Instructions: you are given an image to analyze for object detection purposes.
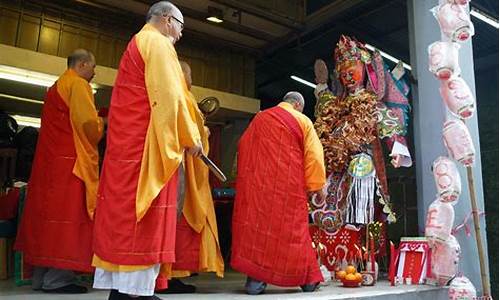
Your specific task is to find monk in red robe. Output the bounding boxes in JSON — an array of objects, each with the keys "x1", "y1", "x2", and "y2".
[
  {"x1": 15, "y1": 49, "x2": 103, "y2": 294},
  {"x1": 231, "y1": 91, "x2": 327, "y2": 295},
  {"x1": 91, "y1": 2, "x2": 202, "y2": 299}
]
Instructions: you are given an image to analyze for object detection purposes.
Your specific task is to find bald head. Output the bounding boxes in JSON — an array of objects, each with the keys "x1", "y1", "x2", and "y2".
[
  {"x1": 67, "y1": 49, "x2": 94, "y2": 68},
  {"x1": 283, "y1": 91, "x2": 305, "y2": 112},
  {"x1": 67, "y1": 49, "x2": 96, "y2": 82},
  {"x1": 180, "y1": 61, "x2": 192, "y2": 90}
]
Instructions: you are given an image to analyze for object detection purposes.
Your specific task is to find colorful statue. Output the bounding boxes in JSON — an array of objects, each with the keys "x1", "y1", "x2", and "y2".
[{"x1": 311, "y1": 35, "x2": 412, "y2": 270}]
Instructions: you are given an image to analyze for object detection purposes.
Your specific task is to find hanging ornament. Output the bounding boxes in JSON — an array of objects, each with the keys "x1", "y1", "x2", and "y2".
[
  {"x1": 433, "y1": 3, "x2": 475, "y2": 42},
  {"x1": 448, "y1": 276, "x2": 477, "y2": 300},
  {"x1": 432, "y1": 156, "x2": 461, "y2": 204},
  {"x1": 428, "y1": 41, "x2": 461, "y2": 80},
  {"x1": 442, "y1": 0, "x2": 470, "y2": 6},
  {"x1": 425, "y1": 199, "x2": 455, "y2": 243},
  {"x1": 443, "y1": 119, "x2": 475, "y2": 166},
  {"x1": 430, "y1": 235, "x2": 461, "y2": 286},
  {"x1": 439, "y1": 76, "x2": 475, "y2": 119}
]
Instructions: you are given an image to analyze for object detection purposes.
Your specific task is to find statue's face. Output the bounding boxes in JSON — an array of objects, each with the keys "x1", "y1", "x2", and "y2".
[{"x1": 339, "y1": 60, "x2": 364, "y2": 91}]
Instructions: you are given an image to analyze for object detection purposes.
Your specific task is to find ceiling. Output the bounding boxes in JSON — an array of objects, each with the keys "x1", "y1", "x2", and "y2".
[{"x1": 1, "y1": 0, "x2": 498, "y2": 120}]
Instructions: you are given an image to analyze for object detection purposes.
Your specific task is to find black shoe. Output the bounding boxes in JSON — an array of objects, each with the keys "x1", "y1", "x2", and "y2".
[
  {"x1": 41, "y1": 284, "x2": 88, "y2": 294},
  {"x1": 156, "y1": 278, "x2": 196, "y2": 294},
  {"x1": 300, "y1": 282, "x2": 320, "y2": 292},
  {"x1": 109, "y1": 289, "x2": 164, "y2": 300},
  {"x1": 245, "y1": 277, "x2": 267, "y2": 295}
]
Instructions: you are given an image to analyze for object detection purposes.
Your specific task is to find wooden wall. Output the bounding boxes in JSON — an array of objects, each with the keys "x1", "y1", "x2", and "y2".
[{"x1": 0, "y1": 0, "x2": 256, "y2": 97}]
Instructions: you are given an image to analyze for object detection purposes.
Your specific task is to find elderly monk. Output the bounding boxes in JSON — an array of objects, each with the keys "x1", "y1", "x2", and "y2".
[
  {"x1": 91, "y1": 2, "x2": 202, "y2": 299},
  {"x1": 15, "y1": 49, "x2": 103, "y2": 294},
  {"x1": 231, "y1": 91, "x2": 327, "y2": 295}
]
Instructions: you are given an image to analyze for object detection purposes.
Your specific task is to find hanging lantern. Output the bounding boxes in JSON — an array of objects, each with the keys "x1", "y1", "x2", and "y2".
[
  {"x1": 433, "y1": 3, "x2": 475, "y2": 42},
  {"x1": 425, "y1": 199, "x2": 455, "y2": 243},
  {"x1": 432, "y1": 156, "x2": 461, "y2": 204},
  {"x1": 443, "y1": 119, "x2": 475, "y2": 166},
  {"x1": 439, "y1": 77, "x2": 475, "y2": 119},
  {"x1": 443, "y1": 0, "x2": 470, "y2": 5},
  {"x1": 430, "y1": 235, "x2": 461, "y2": 286},
  {"x1": 428, "y1": 41, "x2": 460, "y2": 80},
  {"x1": 448, "y1": 276, "x2": 477, "y2": 300}
]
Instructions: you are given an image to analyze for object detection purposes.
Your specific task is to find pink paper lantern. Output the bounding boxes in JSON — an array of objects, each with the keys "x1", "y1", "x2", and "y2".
[
  {"x1": 430, "y1": 235, "x2": 460, "y2": 286},
  {"x1": 442, "y1": 0, "x2": 470, "y2": 5},
  {"x1": 434, "y1": 3, "x2": 475, "y2": 42},
  {"x1": 433, "y1": 156, "x2": 461, "y2": 204},
  {"x1": 428, "y1": 41, "x2": 460, "y2": 80},
  {"x1": 425, "y1": 199, "x2": 455, "y2": 243},
  {"x1": 448, "y1": 276, "x2": 477, "y2": 300},
  {"x1": 443, "y1": 119, "x2": 475, "y2": 166},
  {"x1": 440, "y1": 77, "x2": 475, "y2": 119}
]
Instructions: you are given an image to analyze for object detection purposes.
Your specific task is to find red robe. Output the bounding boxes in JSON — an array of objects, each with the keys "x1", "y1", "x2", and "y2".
[
  {"x1": 231, "y1": 106, "x2": 323, "y2": 287},
  {"x1": 15, "y1": 85, "x2": 93, "y2": 272},
  {"x1": 92, "y1": 36, "x2": 179, "y2": 266}
]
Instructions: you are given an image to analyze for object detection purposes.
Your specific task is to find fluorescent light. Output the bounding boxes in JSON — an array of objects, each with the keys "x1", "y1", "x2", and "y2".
[
  {"x1": 291, "y1": 75, "x2": 317, "y2": 88},
  {"x1": 206, "y1": 16, "x2": 223, "y2": 23},
  {"x1": 0, "y1": 93, "x2": 43, "y2": 104},
  {"x1": 0, "y1": 65, "x2": 99, "y2": 93},
  {"x1": 471, "y1": 8, "x2": 499, "y2": 29},
  {"x1": 12, "y1": 115, "x2": 41, "y2": 128},
  {"x1": 364, "y1": 44, "x2": 412, "y2": 70}
]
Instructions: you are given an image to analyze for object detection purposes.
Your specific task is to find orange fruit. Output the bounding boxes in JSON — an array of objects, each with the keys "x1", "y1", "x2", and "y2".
[
  {"x1": 345, "y1": 273, "x2": 357, "y2": 281},
  {"x1": 355, "y1": 273, "x2": 362, "y2": 281},
  {"x1": 336, "y1": 270, "x2": 346, "y2": 280},
  {"x1": 345, "y1": 265, "x2": 356, "y2": 274}
]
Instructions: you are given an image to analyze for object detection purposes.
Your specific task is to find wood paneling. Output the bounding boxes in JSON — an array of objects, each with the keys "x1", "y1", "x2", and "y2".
[{"x1": 0, "y1": 1, "x2": 256, "y2": 97}]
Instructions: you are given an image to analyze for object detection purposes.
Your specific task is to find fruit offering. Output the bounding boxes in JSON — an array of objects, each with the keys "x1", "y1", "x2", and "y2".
[{"x1": 336, "y1": 265, "x2": 362, "y2": 287}]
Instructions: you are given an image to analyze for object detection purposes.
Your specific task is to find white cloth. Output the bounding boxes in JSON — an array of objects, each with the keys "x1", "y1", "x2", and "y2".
[
  {"x1": 390, "y1": 141, "x2": 412, "y2": 167},
  {"x1": 93, "y1": 264, "x2": 160, "y2": 296}
]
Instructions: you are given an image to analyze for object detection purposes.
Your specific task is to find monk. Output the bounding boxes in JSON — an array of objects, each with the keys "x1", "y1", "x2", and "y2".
[
  {"x1": 91, "y1": 2, "x2": 202, "y2": 299},
  {"x1": 231, "y1": 91, "x2": 327, "y2": 295},
  {"x1": 15, "y1": 49, "x2": 103, "y2": 294},
  {"x1": 155, "y1": 61, "x2": 224, "y2": 294}
]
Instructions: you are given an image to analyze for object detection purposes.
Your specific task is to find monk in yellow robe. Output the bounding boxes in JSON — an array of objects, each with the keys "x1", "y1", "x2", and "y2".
[
  {"x1": 91, "y1": 2, "x2": 203, "y2": 299},
  {"x1": 155, "y1": 61, "x2": 224, "y2": 293},
  {"x1": 15, "y1": 49, "x2": 103, "y2": 294},
  {"x1": 231, "y1": 91, "x2": 327, "y2": 295}
]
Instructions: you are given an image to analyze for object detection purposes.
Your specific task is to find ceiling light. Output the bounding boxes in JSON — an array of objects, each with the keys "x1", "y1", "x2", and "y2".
[
  {"x1": 207, "y1": 6, "x2": 224, "y2": 23},
  {"x1": 12, "y1": 114, "x2": 41, "y2": 128},
  {"x1": 291, "y1": 75, "x2": 317, "y2": 88},
  {"x1": 470, "y1": 8, "x2": 499, "y2": 29},
  {"x1": 364, "y1": 44, "x2": 412, "y2": 70},
  {"x1": 0, "y1": 65, "x2": 99, "y2": 93}
]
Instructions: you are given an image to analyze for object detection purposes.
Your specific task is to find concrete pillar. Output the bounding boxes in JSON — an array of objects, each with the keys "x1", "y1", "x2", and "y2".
[{"x1": 407, "y1": 0, "x2": 490, "y2": 294}]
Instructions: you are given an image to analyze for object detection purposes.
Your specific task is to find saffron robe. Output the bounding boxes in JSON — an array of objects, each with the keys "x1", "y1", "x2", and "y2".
[
  {"x1": 15, "y1": 69, "x2": 103, "y2": 272},
  {"x1": 231, "y1": 102, "x2": 326, "y2": 286},
  {"x1": 92, "y1": 24, "x2": 200, "y2": 270}
]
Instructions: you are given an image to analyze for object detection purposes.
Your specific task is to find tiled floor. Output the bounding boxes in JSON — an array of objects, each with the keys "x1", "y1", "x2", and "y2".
[{"x1": 0, "y1": 271, "x2": 448, "y2": 299}]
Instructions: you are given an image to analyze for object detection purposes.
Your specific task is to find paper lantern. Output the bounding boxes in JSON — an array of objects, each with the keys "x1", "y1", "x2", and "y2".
[
  {"x1": 428, "y1": 41, "x2": 460, "y2": 80},
  {"x1": 433, "y1": 3, "x2": 475, "y2": 42},
  {"x1": 443, "y1": 119, "x2": 475, "y2": 166},
  {"x1": 425, "y1": 199, "x2": 455, "y2": 243},
  {"x1": 430, "y1": 235, "x2": 461, "y2": 286},
  {"x1": 443, "y1": 0, "x2": 470, "y2": 5},
  {"x1": 432, "y1": 156, "x2": 461, "y2": 204},
  {"x1": 440, "y1": 77, "x2": 475, "y2": 119},
  {"x1": 448, "y1": 276, "x2": 477, "y2": 299}
]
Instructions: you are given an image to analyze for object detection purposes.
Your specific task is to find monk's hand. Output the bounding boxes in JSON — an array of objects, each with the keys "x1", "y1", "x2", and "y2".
[
  {"x1": 204, "y1": 126, "x2": 211, "y2": 137},
  {"x1": 187, "y1": 142, "x2": 203, "y2": 157},
  {"x1": 311, "y1": 185, "x2": 327, "y2": 203}
]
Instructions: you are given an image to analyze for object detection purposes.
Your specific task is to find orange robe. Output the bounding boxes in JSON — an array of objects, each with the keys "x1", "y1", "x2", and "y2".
[
  {"x1": 15, "y1": 69, "x2": 103, "y2": 272},
  {"x1": 166, "y1": 90, "x2": 224, "y2": 280},
  {"x1": 231, "y1": 102, "x2": 326, "y2": 286},
  {"x1": 92, "y1": 24, "x2": 200, "y2": 273}
]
